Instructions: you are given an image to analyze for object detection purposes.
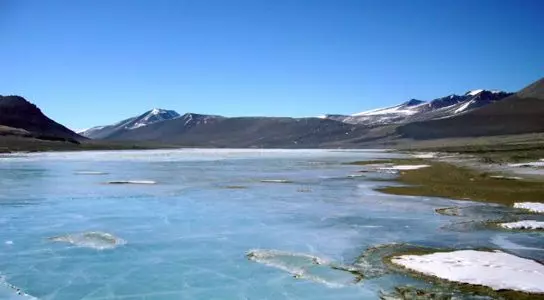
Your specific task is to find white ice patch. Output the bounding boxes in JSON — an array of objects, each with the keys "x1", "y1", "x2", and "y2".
[
  {"x1": 513, "y1": 202, "x2": 544, "y2": 213},
  {"x1": 499, "y1": 220, "x2": 544, "y2": 230},
  {"x1": 260, "y1": 179, "x2": 292, "y2": 183},
  {"x1": 49, "y1": 231, "x2": 126, "y2": 250},
  {"x1": 410, "y1": 152, "x2": 437, "y2": 159},
  {"x1": 391, "y1": 250, "x2": 544, "y2": 293},
  {"x1": 347, "y1": 174, "x2": 365, "y2": 178},
  {"x1": 379, "y1": 165, "x2": 430, "y2": 171},
  {"x1": 107, "y1": 180, "x2": 157, "y2": 185}
]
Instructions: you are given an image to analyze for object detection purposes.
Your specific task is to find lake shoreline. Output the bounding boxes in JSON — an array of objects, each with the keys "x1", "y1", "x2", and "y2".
[{"x1": 348, "y1": 151, "x2": 544, "y2": 206}]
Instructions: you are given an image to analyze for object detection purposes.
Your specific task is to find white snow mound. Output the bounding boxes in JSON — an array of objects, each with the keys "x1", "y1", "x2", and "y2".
[
  {"x1": 513, "y1": 202, "x2": 544, "y2": 213},
  {"x1": 391, "y1": 250, "x2": 544, "y2": 293},
  {"x1": 411, "y1": 153, "x2": 437, "y2": 159},
  {"x1": 499, "y1": 220, "x2": 544, "y2": 230}
]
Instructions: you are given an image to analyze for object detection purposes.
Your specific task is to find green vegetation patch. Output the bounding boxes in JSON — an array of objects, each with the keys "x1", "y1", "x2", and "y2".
[
  {"x1": 375, "y1": 159, "x2": 544, "y2": 206},
  {"x1": 423, "y1": 142, "x2": 544, "y2": 164},
  {"x1": 379, "y1": 285, "x2": 480, "y2": 300}
]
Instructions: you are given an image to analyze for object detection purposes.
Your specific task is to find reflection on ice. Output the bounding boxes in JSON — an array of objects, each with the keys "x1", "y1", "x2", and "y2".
[{"x1": 49, "y1": 231, "x2": 126, "y2": 250}]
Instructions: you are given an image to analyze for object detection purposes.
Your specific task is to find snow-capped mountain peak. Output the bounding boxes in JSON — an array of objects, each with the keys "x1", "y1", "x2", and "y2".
[
  {"x1": 403, "y1": 99, "x2": 426, "y2": 106},
  {"x1": 128, "y1": 109, "x2": 180, "y2": 130},
  {"x1": 467, "y1": 89, "x2": 484, "y2": 96},
  {"x1": 79, "y1": 108, "x2": 181, "y2": 138}
]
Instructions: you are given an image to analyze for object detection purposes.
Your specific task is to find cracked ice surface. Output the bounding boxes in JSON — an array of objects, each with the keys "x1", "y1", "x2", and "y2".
[{"x1": 0, "y1": 149, "x2": 542, "y2": 299}]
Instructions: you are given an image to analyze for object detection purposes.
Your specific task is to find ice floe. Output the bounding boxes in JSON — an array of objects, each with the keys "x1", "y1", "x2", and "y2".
[
  {"x1": 247, "y1": 249, "x2": 327, "y2": 273},
  {"x1": 49, "y1": 231, "x2": 126, "y2": 250},
  {"x1": 379, "y1": 165, "x2": 430, "y2": 171},
  {"x1": 513, "y1": 202, "x2": 544, "y2": 213},
  {"x1": 246, "y1": 249, "x2": 361, "y2": 287},
  {"x1": 391, "y1": 250, "x2": 544, "y2": 293},
  {"x1": 107, "y1": 180, "x2": 157, "y2": 185},
  {"x1": 499, "y1": 220, "x2": 544, "y2": 230}
]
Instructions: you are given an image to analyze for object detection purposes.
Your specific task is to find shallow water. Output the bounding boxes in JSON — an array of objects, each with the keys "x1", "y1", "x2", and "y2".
[{"x1": 0, "y1": 149, "x2": 542, "y2": 299}]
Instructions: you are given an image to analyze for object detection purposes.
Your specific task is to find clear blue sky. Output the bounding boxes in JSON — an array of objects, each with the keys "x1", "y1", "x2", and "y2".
[{"x1": 1, "y1": 0, "x2": 543, "y2": 129}]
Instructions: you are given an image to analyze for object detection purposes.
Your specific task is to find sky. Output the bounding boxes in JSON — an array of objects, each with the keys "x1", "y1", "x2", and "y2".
[{"x1": 1, "y1": 0, "x2": 543, "y2": 130}]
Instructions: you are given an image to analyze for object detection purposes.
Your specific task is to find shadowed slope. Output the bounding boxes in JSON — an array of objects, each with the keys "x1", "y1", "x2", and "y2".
[{"x1": 0, "y1": 95, "x2": 83, "y2": 142}]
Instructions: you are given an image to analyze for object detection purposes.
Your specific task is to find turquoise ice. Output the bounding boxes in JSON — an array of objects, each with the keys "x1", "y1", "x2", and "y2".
[{"x1": 0, "y1": 149, "x2": 542, "y2": 299}]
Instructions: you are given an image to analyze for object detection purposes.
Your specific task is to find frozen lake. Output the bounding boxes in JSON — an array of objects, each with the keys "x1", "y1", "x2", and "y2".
[{"x1": 0, "y1": 149, "x2": 542, "y2": 299}]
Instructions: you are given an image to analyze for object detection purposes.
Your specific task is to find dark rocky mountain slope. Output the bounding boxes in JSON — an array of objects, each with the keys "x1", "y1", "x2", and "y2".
[
  {"x1": 0, "y1": 95, "x2": 83, "y2": 143},
  {"x1": 104, "y1": 115, "x2": 370, "y2": 148}
]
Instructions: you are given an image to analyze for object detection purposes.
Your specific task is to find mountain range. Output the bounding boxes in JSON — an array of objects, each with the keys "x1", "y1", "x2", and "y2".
[
  {"x1": 1, "y1": 77, "x2": 543, "y2": 150},
  {"x1": 78, "y1": 88, "x2": 515, "y2": 146}
]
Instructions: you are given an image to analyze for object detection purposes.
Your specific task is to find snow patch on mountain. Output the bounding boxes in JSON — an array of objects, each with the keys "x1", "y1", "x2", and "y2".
[
  {"x1": 324, "y1": 89, "x2": 512, "y2": 126},
  {"x1": 454, "y1": 100, "x2": 474, "y2": 113},
  {"x1": 127, "y1": 108, "x2": 180, "y2": 130},
  {"x1": 353, "y1": 100, "x2": 424, "y2": 117}
]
